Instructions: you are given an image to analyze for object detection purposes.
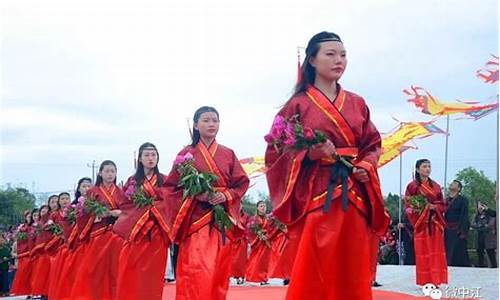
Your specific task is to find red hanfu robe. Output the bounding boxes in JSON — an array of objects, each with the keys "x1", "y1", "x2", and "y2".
[
  {"x1": 10, "y1": 224, "x2": 33, "y2": 295},
  {"x1": 265, "y1": 84, "x2": 390, "y2": 300},
  {"x1": 244, "y1": 214, "x2": 276, "y2": 283},
  {"x1": 70, "y1": 184, "x2": 125, "y2": 300},
  {"x1": 230, "y1": 212, "x2": 249, "y2": 278},
  {"x1": 269, "y1": 219, "x2": 304, "y2": 280},
  {"x1": 55, "y1": 207, "x2": 86, "y2": 300},
  {"x1": 405, "y1": 179, "x2": 448, "y2": 286},
  {"x1": 30, "y1": 215, "x2": 52, "y2": 295},
  {"x1": 46, "y1": 210, "x2": 66, "y2": 299},
  {"x1": 114, "y1": 173, "x2": 172, "y2": 300},
  {"x1": 165, "y1": 141, "x2": 249, "y2": 300}
]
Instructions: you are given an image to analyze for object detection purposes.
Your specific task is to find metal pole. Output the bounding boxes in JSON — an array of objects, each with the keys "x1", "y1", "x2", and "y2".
[
  {"x1": 398, "y1": 148, "x2": 403, "y2": 265},
  {"x1": 92, "y1": 160, "x2": 96, "y2": 183},
  {"x1": 444, "y1": 115, "x2": 450, "y2": 193}
]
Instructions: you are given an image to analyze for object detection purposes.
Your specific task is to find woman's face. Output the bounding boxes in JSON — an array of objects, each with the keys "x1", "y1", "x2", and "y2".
[
  {"x1": 40, "y1": 207, "x2": 49, "y2": 216},
  {"x1": 79, "y1": 180, "x2": 93, "y2": 197},
  {"x1": 309, "y1": 41, "x2": 347, "y2": 83},
  {"x1": 417, "y1": 162, "x2": 432, "y2": 177},
  {"x1": 32, "y1": 212, "x2": 40, "y2": 223},
  {"x1": 195, "y1": 112, "x2": 220, "y2": 141},
  {"x1": 257, "y1": 203, "x2": 267, "y2": 215},
  {"x1": 48, "y1": 197, "x2": 59, "y2": 211},
  {"x1": 140, "y1": 149, "x2": 158, "y2": 170},
  {"x1": 25, "y1": 213, "x2": 32, "y2": 224},
  {"x1": 99, "y1": 165, "x2": 117, "y2": 184},
  {"x1": 59, "y1": 194, "x2": 71, "y2": 209}
]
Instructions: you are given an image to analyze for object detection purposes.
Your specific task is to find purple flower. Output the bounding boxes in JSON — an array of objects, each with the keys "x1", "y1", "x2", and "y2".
[
  {"x1": 125, "y1": 184, "x2": 135, "y2": 198},
  {"x1": 283, "y1": 123, "x2": 296, "y2": 146},
  {"x1": 264, "y1": 115, "x2": 287, "y2": 143},
  {"x1": 264, "y1": 134, "x2": 274, "y2": 143}
]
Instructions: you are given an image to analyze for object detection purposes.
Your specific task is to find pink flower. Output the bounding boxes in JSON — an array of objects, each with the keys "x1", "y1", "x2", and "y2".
[
  {"x1": 303, "y1": 127, "x2": 315, "y2": 141},
  {"x1": 76, "y1": 196, "x2": 86, "y2": 214},
  {"x1": 283, "y1": 123, "x2": 296, "y2": 146},
  {"x1": 264, "y1": 115, "x2": 287, "y2": 143},
  {"x1": 125, "y1": 184, "x2": 135, "y2": 198},
  {"x1": 405, "y1": 207, "x2": 413, "y2": 215},
  {"x1": 272, "y1": 115, "x2": 287, "y2": 131},
  {"x1": 264, "y1": 134, "x2": 274, "y2": 143},
  {"x1": 174, "y1": 152, "x2": 194, "y2": 166}
]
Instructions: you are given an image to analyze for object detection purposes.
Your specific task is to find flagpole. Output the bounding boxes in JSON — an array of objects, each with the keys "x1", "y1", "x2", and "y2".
[
  {"x1": 398, "y1": 147, "x2": 403, "y2": 266},
  {"x1": 444, "y1": 115, "x2": 450, "y2": 192}
]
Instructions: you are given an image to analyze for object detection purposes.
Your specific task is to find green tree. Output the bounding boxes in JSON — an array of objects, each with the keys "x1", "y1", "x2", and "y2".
[
  {"x1": 454, "y1": 167, "x2": 497, "y2": 218},
  {"x1": 0, "y1": 187, "x2": 37, "y2": 229},
  {"x1": 384, "y1": 193, "x2": 401, "y2": 222}
]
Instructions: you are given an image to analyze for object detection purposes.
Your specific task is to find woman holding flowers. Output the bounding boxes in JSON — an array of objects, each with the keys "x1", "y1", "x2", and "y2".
[
  {"x1": 264, "y1": 31, "x2": 390, "y2": 300},
  {"x1": 29, "y1": 204, "x2": 52, "y2": 298},
  {"x1": 10, "y1": 210, "x2": 33, "y2": 296},
  {"x1": 114, "y1": 142, "x2": 172, "y2": 300},
  {"x1": 164, "y1": 106, "x2": 249, "y2": 300},
  {"x1": 405, "y1": 159, "x2": 448, "y2": 286},
  {"x1": 47, "y1": 192, "x2": 72, "y2": 299},
  {"x1": 56, "y1": 178, "x2": 93, "y2": 300},
  {"x1": 71, "y1": 160, "x2": 124, "y2": 299},
  {"x1": 245, "y1": 201, "x2": 275, "y2": 285}
]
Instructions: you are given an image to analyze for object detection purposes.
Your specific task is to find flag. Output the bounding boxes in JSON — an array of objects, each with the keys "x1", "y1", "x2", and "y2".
[
  {"x1": 378, "y1": 121, "x2": 446, "y2": 167},
  {"x1": 404, "y1": 85, "x2": 498, "y2": 120},
  {"x1": 477, "y1": 55, "x2": 499, "y2": 84}
]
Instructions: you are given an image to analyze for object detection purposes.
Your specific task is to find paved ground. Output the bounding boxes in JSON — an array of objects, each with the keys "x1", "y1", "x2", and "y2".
[{"x1": 2, "y1": 265, "x2": 498, "y2": 299}]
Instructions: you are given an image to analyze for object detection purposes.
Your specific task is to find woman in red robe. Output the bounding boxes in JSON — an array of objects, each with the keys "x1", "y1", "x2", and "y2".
[
  {"x1": 265, "y1": 31, "x2": 390, "y2": 300},
  {"x1": 29, "y1": 204, "x2": 52, "y2": 297},
  {"x1": 114, "y1": 142, "x2": 172, "y2": 300},
  {"x1": 10, "y1": 210, "x2": 33, "y2": 297},
  {"x1": 269, "y1": 217, "x2": 303, "y2": 284},
  {"x1": 231, "y1": 209, "x2": 249, "y2": 285},
  {"x1": 245, "y1": 201, "x2": 276, "y2": 284},
  {"x1": 56, "y1": 178, "x2": 93, "y2": 300},
  {"x1": 165, "y1": 106, "x2": 250, "y2": 300},
  {"x1": 405, "y1": 159, "x2": 448, "y2": 286},
  {"x1": 71, "y1": 160, "x2": 124, "y2": 300},
  {"x1": 46, "y1": 192, "x2": 72, "y2": 299}
]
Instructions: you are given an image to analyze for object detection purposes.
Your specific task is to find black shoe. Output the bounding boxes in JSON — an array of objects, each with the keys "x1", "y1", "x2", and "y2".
[
  {"x1": 283, "y1": 279, "x2": 290, "y2": 286},
  {"x1": 372, "y1": 281, "x2": 382, "y2": 287}
]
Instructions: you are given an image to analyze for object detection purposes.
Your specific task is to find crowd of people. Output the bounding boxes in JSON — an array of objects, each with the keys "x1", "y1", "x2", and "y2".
[{"x1": 0, "y1": 31, "x2": 496, "y2": 300}]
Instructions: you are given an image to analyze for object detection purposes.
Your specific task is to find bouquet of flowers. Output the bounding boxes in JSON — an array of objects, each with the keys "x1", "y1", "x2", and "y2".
[
  {"x1": 15, "y1": 231, "x2": 28, "y2": 241},
  {"x1": 406, "y1": 195, "x2": 428, "y2": 215},
  {"x1": 76, "y1": 196, "x2": 109, "y2": 218},
  {"x1": 63, "y1": 205, "x2": 77, "y2": 226},
  {"x1": 248, "y1": 218, "x2": 271, "y2": 248},
  {"x1": 265, "y1": 115, "x2": 353, "y2": 169},
  {"x1": 175, "y1": 152, "x2": 233, "y2": 239},
  {"x1": 124, "y1": 179, "x2": 154, "y2": 208},
  {"x1": 269, "y1": 214, "x2": 287, "y2": 232},
  {"x1": 264, "y1": 115, "x2": 327, "y2": 153},
  {"x1": 47, "y1": 223, "x2": 63, "y2": 236}
]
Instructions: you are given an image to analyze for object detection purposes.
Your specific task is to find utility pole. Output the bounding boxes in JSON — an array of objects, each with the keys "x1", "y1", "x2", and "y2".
[{"x1": 87, "y1": 160, "x2": 97, "y2": 183}]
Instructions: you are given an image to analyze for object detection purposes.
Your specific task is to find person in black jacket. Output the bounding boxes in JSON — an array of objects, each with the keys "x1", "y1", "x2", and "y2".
[{"x1": 445, "y1": 180, "x2": 471, "y2": 266}]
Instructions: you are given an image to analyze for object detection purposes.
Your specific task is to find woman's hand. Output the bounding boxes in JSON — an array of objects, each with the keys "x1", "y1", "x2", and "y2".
[
  {"x1": 307, "y1": 139, "x2": 336, "y2": 161},
  {"x1": 208, "y1": 192, "x2": 227, "y2": 205},
  {"x1": 195, "y1": 192, "x2": 210, "y2": 202},
  {"x1": 109, "y1": 209, "x2": 122, "y2": 218},
  {"x1": 353, "y1": 167, "x2": 369, "y2": 182}
]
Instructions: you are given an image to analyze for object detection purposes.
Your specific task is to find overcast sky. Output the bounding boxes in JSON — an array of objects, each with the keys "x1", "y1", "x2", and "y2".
[{"x1": 1, "y1": 0, "x2": 498, "y2": 201}]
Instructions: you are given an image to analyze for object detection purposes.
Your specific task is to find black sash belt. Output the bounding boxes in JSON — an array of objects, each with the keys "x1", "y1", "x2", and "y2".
[{"x1": 323, "y1": 160, "x2": 352, "y2": 213}]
